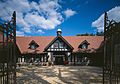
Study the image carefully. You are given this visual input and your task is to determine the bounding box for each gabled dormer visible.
[78,40,90,49]
[28,40,39,50]
[44,29,74,52]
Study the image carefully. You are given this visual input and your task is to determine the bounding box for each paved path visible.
[17,66,103,84]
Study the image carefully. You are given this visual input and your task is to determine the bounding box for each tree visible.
[76,34,81,36]
[76,33,95,36]
[96,31,104,36]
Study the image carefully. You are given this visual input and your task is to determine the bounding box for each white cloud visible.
[0,0,31,34]
[37,29,45,34]
[0,0,76,36]
[92,6,120,32]
[64,9,76,18]
[0,0,30,20]
[16,31,25,36]
[17,13,31,33]
[24,12,62,30]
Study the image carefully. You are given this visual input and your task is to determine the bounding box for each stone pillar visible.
[42,55,45,65]
[22,57,25,62]
[47,52,53,65]
[67,52,71,65]
[41,55,43,62]
[18,58,21,63]
[48,52,52,62]
[53,56,55,62]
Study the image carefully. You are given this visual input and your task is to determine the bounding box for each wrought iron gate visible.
[0,11,16,84]
[103,12,120,84]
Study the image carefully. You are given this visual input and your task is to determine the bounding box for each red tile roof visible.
[16,36,55,54]
[64,36,104,52]
[16,36,104,54]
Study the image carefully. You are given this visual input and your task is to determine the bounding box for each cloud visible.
[16,31,25,36]
[0,0,76,36]
[24,12,62,30]
[64,9,76,18]
[92,6,120,32]
[37,29,45,34]
[0,0,31,34]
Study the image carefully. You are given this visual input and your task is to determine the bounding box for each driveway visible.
[17,65,103,84]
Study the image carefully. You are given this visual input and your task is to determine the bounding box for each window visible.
[54,42,59,48]
[82,44,87,49]
[29,40,39,50]
[59,42,64,48]
[30,45,36,49]
[78,40,89,49]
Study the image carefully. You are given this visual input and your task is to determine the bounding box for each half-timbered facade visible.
[44,30,74,65]
[16,29,104,66]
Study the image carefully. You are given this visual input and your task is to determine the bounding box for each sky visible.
[0,0,120,36]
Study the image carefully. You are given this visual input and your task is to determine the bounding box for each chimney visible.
[57,29,62,36]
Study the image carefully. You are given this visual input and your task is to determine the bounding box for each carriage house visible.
[16,29,104,66]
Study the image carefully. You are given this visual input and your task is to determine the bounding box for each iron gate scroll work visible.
[103,12,120,84]
[0,11,16,84]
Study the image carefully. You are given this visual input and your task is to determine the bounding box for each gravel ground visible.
[17,65,103,84]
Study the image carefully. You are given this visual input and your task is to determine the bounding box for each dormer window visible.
[29,40,39,50]
[78,40,90,49]
[82,44,87,49]
[30,45,36,49]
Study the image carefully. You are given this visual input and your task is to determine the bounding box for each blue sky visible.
[0,0,120,36]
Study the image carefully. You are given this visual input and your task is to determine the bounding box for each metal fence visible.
[0,11,16,84]
[103,12,120,84]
